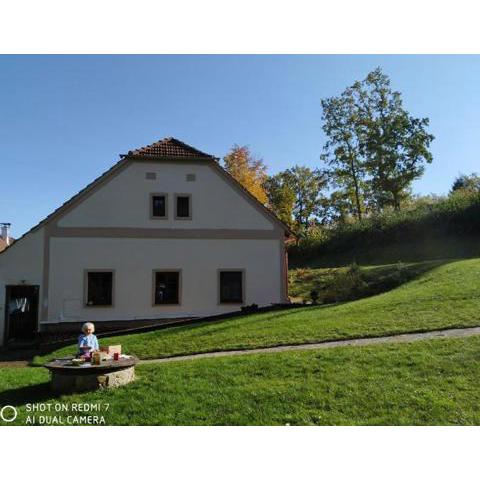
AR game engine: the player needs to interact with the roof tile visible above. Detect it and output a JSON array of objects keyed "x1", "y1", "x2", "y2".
[{"x1": 127, "y1": 137, "x2": 216, "y2": 159}]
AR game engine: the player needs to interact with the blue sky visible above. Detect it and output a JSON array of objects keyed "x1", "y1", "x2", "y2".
[{"x1": 1, "y1": 55, "x2": 479, "y2": 237}]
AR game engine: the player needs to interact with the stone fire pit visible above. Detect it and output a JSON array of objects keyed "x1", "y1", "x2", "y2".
[{"x1": 45, "y1": 356, "x2": 138, "y2": 394}]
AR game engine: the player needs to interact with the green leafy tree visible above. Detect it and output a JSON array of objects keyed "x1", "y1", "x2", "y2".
[
  {"x1": 355, "y1": 68, "x2": 434, "y2": 211},
  {"x1": 282, "y1": 166, "x2": 328, "y2": 228},
  {"x1": 324, "y1": 189, "x2": 360, "y2": 225},
  {"x1": 321, "y1": 91, "x2": 367, "y2": 221},
  {"x1": 451, "y1": 173, "x2": 480, "y2": 194},
  {"x1": 264, "y1": 173, "x2": 296, "y2": 227},
  {"x1": 321, "y1": 67, "x2": 434, "y2": 214}
]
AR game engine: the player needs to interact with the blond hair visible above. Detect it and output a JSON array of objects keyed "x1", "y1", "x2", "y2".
[{"x1": 82, "y1": 322, "x2": 95, "y2": 334}]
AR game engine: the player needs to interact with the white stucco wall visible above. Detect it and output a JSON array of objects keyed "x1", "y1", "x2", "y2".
[
  {"x1": 58, "y1": 161, "x2": 275, "y2": 230},
  {"x1": 0, "y1": 228, "x2": 44, "y2": 345},
  {"x1": 46, "y1": 237, "x2": 282, "y2": 323},
  {"x1": 1, "y1": 159, "x2": 285, "y2": 344}
]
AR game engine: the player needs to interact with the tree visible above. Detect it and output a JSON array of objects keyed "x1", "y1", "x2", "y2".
[
  {"x1": 223, "y1": 145, "x2": 268, "y2": 204},
  {"x1": 321, "y1": 68, "x2": 434, "y2": 214},
  {"x1": 321, "y1": 91, "x2": 367, "y2": 221},
  {"x1": 324, "y1": 189, "x2": 360, "y2": 225},
  {"x1": 451, "y1": 173, "x2": 480, "y2": 194},
  {"x1": 354, "y1": 68, "x2": 434, "y2": 211},
  {"x1": 281, "y1": 166, "x2": 328, "y2": 228},
  {"x1": 264, "y1": 173, "x2": 296, "y2": 227}
]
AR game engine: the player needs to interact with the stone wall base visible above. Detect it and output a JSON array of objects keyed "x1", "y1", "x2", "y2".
[{"x1": 50, "y1": 366, "x2": 135, "y2": 394}]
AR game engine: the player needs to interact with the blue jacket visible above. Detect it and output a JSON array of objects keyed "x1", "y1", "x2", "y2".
[{"x1": 78, "y1": 333, "x2": 99, "y2": 354}]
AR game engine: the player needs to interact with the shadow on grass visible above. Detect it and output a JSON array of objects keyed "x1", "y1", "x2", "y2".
[
  {"x1": 289, "y1": 259, "x2": 459, "y2": 305},
  {"x1": 26, "y1": 304, "x2": 338, "y2": 364},
  {"x1": 93, "y1": 305, "x2": 337, "y2": 344},
  {"x1": 0, "y1": 382, "x2": 54, "y2": 407}
]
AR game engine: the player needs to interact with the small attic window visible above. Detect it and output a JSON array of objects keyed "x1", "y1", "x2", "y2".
[
  {"x1": 151, "y1": 194, "x2": 168, "y2": 219},
  {"x1": 186, "y1": 173, "x2": 196, "y2": 182},
  {"x1": 145, "y1": 172, "x2": 157, "y2": 180},
  {"x1": 175, "y1": 194, "x2": 191, "y2": 220}
]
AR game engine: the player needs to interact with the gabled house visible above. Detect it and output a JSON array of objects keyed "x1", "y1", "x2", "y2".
[{"x1": 0, "y1": 138, "x2": 290, "y2": 346}]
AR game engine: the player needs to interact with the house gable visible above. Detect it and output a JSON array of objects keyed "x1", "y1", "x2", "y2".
[
  {"x1": 1, "y1": 138, "x2": 289, "y2": 257},
  {"x1": 52, "y1": 138, "x2": 288, "y2": 233},
  {"x1": 56, "y1": 159, "x2": 277, "y2": 230}
]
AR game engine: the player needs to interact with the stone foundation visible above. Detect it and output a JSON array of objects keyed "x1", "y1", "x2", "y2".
[{"x1": 50, "y1": 366, "x2": 135, "y2": 394}]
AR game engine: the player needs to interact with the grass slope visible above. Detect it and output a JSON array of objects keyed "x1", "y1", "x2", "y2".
[
  {"x1": 33, "y1": 258, "x2": 480, "y2": 363},
  {"x1": 4, "y1": 336, "x2": 480, "y2": 425}
]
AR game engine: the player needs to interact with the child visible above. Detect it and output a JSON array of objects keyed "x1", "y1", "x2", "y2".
[{"x1": 78, "y1": 322, "x2": 99, "y2": 357}]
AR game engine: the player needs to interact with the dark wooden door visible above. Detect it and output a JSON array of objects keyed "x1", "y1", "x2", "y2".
[{"x1": 5, "y1": 285, "x2": 39, "y2": 342}]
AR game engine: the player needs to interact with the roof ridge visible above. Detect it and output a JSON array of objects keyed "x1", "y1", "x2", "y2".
[{"x1": 127, "y1": 137, "x2": 216, "y2": 159}]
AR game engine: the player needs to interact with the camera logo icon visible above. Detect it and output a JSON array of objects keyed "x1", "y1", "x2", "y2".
[{"x1": 0, "y1": 405, "x2": 18, "y2": 423}]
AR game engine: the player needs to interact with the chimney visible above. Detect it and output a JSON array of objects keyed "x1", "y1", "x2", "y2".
[{"x1": 1, "y1": 223, "x2": 11, "y2": 246}]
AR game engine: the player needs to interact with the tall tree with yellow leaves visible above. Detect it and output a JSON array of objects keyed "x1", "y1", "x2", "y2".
[{"x1": 223, "y1": 145, "x2": 268, "y2": 204}]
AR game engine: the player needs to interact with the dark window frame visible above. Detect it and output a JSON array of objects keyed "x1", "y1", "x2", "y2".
[
  {"x1": 150, "y1": 193, "x2": 168, "y2": 219},
  {"x1": 152, "y1": 270, "x2": 182, "y2": 306},
  {"x1": 218, "y1": 270, "x2": 245, "y2": 304},
  {"x1": 84, "y1": 270, "x2": 115, "y2": 307},
  {"x1": 174, "y1": 193, "x2": 192, "y2": 220}
]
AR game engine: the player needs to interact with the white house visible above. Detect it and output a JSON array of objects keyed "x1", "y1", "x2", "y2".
[{"x1": 0, "y1": 138, "x2": 290, "y2": 346}]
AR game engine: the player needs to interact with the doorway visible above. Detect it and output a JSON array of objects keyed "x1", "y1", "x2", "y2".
[{"x1": 4, "y1": 285, "x2": 39, "y2": 343}]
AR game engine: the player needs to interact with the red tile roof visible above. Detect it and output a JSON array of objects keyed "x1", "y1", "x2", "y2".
[{"x1": 126, "y1": 137, "x2": 216, "y2": 159}]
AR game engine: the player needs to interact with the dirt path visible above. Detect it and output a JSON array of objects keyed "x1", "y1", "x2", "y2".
[
  {"x1": 0, "y1": 360, "x2": 30, "y2": 368},
  {"x1": 140, "y1": 326, "x2": 480, "y2": 365},
  {"x1": 2, "y1": 326, "x2": 480, "y2": 368}
]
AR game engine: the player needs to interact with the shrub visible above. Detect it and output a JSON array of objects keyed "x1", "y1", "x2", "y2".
[
  {"x1": 289, "y1": 191, "x2": 480, "y2": 265},
  {"x1": 294, "y1": 268, "x2": 315, "y2": 281},
  {"x1": 331, "y1": 262, "x2": 369, "y2": 302}
]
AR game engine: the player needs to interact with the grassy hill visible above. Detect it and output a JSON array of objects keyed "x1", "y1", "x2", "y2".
[
  {"x1": 4, "y1": 255, "x2": 480, "y2": 426},
  {"x1": 4, "y1": 336, "x2": 480, "y2": 425},
  {"x1": 33, "y1": 258, "x2": 480, "y2": 363}
]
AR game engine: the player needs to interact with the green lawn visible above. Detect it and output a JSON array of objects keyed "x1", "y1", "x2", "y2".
[
  {"x1": 3, "y1": 336, "x2": 480, "y2": 425},
  {"x1": 33, "y1": 258, "x2": 480, "y2": 363}
]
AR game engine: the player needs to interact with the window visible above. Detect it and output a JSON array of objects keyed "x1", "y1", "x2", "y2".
[
  {"x1": 85, "y1": 271, "x2": 114, "y2": 306},
  {"x1": 219, "y1": 270, "x2": 244, "y2": 304},
  {"x1": 151, "y1": 194, "x2": 167, "y2": 219},
  {"x1": 153, "y1": 271, "x2": 180, "y2": 305},
  {"x1": 175, "y1": 194, "x2": 191, "y2": 219}
]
